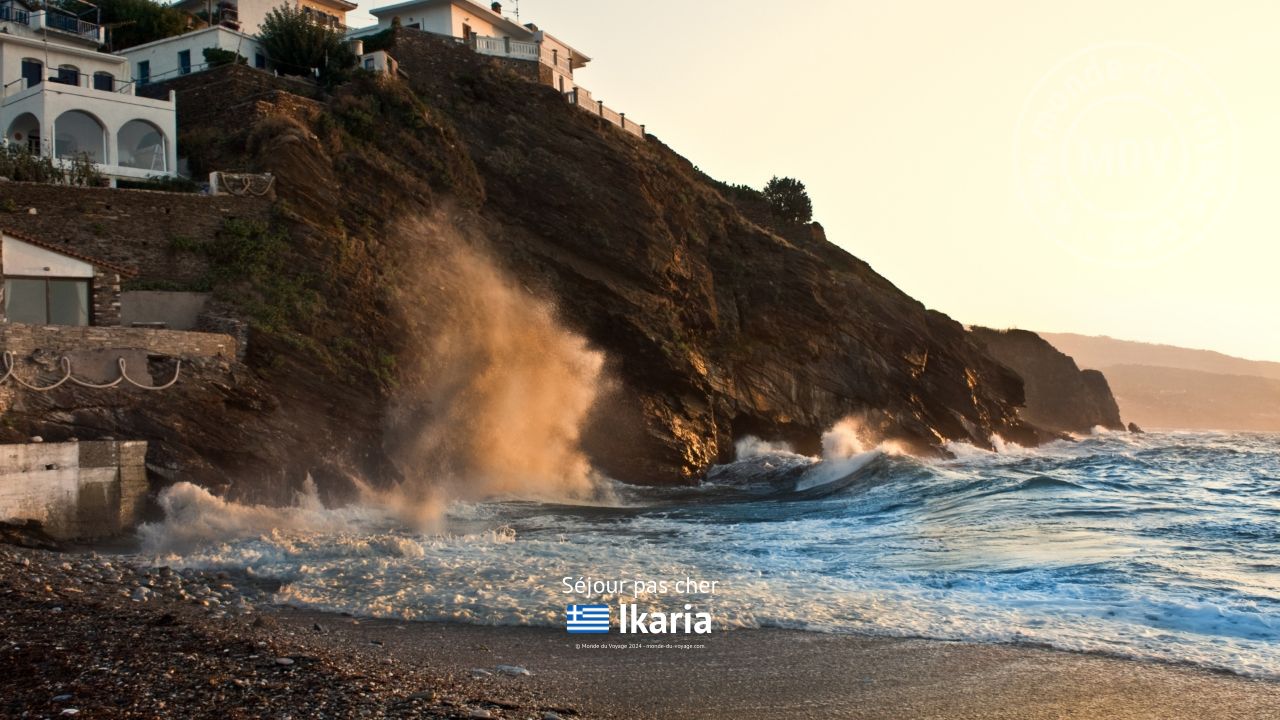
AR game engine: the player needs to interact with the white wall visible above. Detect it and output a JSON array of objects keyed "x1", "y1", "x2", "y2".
[
  {"x1": 120, "y1": 27, "x2": 266, "y2": 85},
  {"x1": 0, "y1": 31, "x2": 128, "y2": 90},
  {"x1": 2, "y1": 236, "x2": 94, "y2": 278}
]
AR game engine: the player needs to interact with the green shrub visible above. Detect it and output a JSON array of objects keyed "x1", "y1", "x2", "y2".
[
  {"x1": 762, "y1": 176, "x2": 814, "y2": 225},
  {"x1": 259, "y1": 5, "x2": 356, "y2": 85},
  {"x1": 203, "y1": 47, "x2": 247, "y2": 68}
]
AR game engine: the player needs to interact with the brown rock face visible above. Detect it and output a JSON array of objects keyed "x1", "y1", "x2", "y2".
[
  {"x1": 969, "y1": 327, "x2": 1125, "y2": 435},
  {"x1": 1, "y1": 37, "x2": 1056, "y2": 495}
]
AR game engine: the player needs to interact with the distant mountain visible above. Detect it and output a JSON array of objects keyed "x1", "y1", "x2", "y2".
[
  {"x1": 1099, "y1": 365, "x2": 1280, "y2": 432},
  {"x1": 1038, "y1": 333, "x2": 1280, "y2": 431},
  {"x1": 1041, "y1": 333, "x2": 1280, "y2": 381}
]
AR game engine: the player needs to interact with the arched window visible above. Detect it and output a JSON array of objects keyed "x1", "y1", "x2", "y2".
[
  {"x1": 117, "y1": 119, "x2": 166, "y2": 171},
  {"x1": 92, "y1": 71, "x2": 114, "y2": 91},
  {"x1": 54, "y1": 64, "x2": 80, "y2": 86},
  {"x1": 54, "y1": 110, "x2": 106, "y2": 163},
  {"x1": 6, "y1": 113, "x2": 41, "y2": 154}
]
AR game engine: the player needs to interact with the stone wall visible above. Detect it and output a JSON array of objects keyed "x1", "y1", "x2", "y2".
[
  {"x1": 138, "y1": 63, "x2": 321, "y2": 127},
  {"x1": 0, "y1": 440, "x2": 148, "y2": 539},
  {"x1": 0, "y1": 323, "x2": 237, "y2": 361},
  {"x1": 0, "y1": 182, "x2": 270, "y2": 284},
  {"x1": 92, "y1": 268, "x2": 123, "y2": 327}
]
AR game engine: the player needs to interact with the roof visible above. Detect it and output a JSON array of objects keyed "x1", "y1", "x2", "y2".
[
  {"x1": 371, "y1": 0, "x2": 533, "y2": 39},
  {"x1": 115, "y1": 24, "x2": 258, "y2": 55},
  {"x1": 1, "y1": 228, "x2": 139, "y2": 278}
]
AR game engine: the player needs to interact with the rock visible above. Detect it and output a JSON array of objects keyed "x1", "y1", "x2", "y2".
[
  {"x1": 58, "y1": 710, "x2": 78, "y2": 716},
  {"x1": 1128, "y1": 422, "x2": 1145, "y2": 434},
  {"x1": 275, "y1": 657, "x2": 295, "y2": 666},
  {"x1": 542, "y1": 713, "x2": 564, "y2": 720},
  {"x1": 495, "y1": 664, "x2": 531, "y2": 676},
  {"x1": 466, "y1": 710, "x2": 494, "y2": 719},
  {"x1": 969, "y1": 328, "x2": 1124, "y2": 436},
  {"x1": 52, "y1": 694, "x2": 72, "y2": 702},
  {"x1": 469, "y1": 668, "x2": 493, "y2": 677}
]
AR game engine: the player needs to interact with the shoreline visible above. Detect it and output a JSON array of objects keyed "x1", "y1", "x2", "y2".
[{"x1": 3, "y1": 545, "x2": 1279, "y2": 719}]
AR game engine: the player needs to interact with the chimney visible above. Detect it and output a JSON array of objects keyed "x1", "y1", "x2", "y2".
[{"x1": 491, "y1": 2, "x2": 502, "y2": 13}]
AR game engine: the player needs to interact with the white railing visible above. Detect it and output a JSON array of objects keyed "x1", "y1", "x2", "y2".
[{"x1": 568, "y1": 88, "x2": 644, "y2": 139}]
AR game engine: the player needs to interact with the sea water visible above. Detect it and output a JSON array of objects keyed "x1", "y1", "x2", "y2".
[{"x1": 141, "y1": 431, "x2": 1280, "y2": 678}]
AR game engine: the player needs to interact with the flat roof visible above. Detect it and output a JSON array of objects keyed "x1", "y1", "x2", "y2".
[{"x1": 370, "y1": 0, "x2": 532, "y2": 38}]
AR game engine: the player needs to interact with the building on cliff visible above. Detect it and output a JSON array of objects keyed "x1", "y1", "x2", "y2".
[
  {"x1": 0, "y1": 0, "x2": 179, "y2": 182},
  {"x1": 168, "y1": 0, "x2": 357, "y2": 35},
  {"x1": 363, "y1": 0, "x2": 590, "y2": 94},
  {"x1": 0, "y1": 229, "x2": 133, "y2": 326}
]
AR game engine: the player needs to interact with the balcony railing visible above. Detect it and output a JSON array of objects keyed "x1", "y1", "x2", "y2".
[
  {"x1": 43, "y1": 9, "x2": 98, "y2": 39},
  {"x1": 0, "y1": 4, "x2": 31, "y2": 25}
]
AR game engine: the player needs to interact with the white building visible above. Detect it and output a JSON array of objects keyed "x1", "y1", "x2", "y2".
[
  {"x1": 169, "y1": 0, "x2": 358, "y2": 35},
  {"x1": 0, "y1": 0, "x2": 178, "y2": 181},
  {"x1": 363, "y1": 0, "x2": 590, "y2": 94},
  {"x1": 120, "y1": 25, "x2": 267, "y2": 85}
]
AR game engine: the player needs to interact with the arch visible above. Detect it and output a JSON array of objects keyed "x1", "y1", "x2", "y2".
[
  {"x1": 116, "y1": 119, "x2": 167, "y2": 172},
  {"x1": 5, "y1": 113, "x2": 41, "y2": 154},
  {"x1": 53, "y1": 110, "x2": 106, "y2": 164}
]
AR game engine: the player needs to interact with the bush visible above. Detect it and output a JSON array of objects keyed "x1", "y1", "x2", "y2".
[
  {"x1": 0, "y1": 143, "x2": 103, "y2": 186},
  {"x1": 762, "y1": 176, "x2": 814, "y2": 225},
  {"x1": 259, "y1": 6, "x2": 356, "y2": 85},
  {"x1": 203, "y1": 47, "x2": 247, "y2": 68}
]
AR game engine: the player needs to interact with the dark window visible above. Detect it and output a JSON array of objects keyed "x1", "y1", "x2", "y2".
[
  {"x1": 137, "y1": 60, "x2": 150, "y2": 85},
  {"x1": 93, "y1": 72, "x2": 114, "y2": 91},
  {"x1": 54, "y1": 65, "x2": 79, "y2": 86},
  {"x1": 4, "y1": 278, "x2": 90, "y2": 326},
  {"x1": 254, "y1": 52, "x2": 266, "y2": 69},
  {"x1": 20, "y1": 59, "x2": 42, "y2": 88},
  {"x1": 364, "y1": 57, "x2": 375, "y2": 70},
  {"x1": 178, "y1": 50, "x2": 191, "y2": 75}
]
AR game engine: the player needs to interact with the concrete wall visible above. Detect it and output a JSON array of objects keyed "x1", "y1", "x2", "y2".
[
  {"x1": 121, "y1": 291, "x2": 210, "y2": 330},
  {"x1": 0, "y1": 440, "x2": 147, "y2": 539}
]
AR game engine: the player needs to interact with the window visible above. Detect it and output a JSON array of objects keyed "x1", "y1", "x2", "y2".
[
  {"x1": 93, "y1": 72, "x2": 114, "y2": 91},
  {"x1": 364, "y1": 57, "x2": 375, "y2": 70},
  {"x1": 137, "y1": 60, "x2": 150, "y2": 85},
  {"x1": 4, "y1": 278, "x2": 90, "y2": 326},
  {"x1": 20, "y1": 59, "x2": 42, "y2": 88},
  {"x1": 178, "y1": 50, "x2": 191, "y2": 75},
  {"x1": 54, "y1": 65, "x2": 79, "y2": 86},
  {"x1": 254, "y1": 52, "x2": 266, "y2": 69}
]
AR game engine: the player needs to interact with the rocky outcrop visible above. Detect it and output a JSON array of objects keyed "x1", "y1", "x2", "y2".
[
  {"x1": 969, "y1": 328, "x2": 1124, "y2": 434},
  {"x1": 1, "y1": 38, "x2": 1059, "y2": 495}
]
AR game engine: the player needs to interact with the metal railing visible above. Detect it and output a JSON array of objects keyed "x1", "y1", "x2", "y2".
[
  {"x1": 43, "y1": 9, "x2": 98, "y2": 39},
  {"x1": 0, "y1": 4, "x2": 31, "y2": 24}
]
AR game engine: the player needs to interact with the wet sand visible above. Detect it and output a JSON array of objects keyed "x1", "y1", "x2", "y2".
[{"x1": 3, "y1": 545, "x2": 1279, "y2": 719}]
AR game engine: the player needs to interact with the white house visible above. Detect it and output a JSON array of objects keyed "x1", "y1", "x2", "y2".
[
  {"x1": 169, "y1": 0, "x2": 358, "y2": 35},
  {"x1": 363, "y1": 0, "x2": 590, "y2": 94},
  {"x1": 120, "y1": 25, "x2": 267, "y2": 85},
  {"x1": 0, "y1": 0, "x2": 179, "y2": 181}
]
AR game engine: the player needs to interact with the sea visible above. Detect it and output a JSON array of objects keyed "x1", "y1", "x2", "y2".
[{"x1": 138, "y1": 430, "x2": 1280, "y2": 678}]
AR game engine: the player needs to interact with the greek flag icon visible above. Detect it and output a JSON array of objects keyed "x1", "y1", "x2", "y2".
[{"x1": 566, "y1": 604, "x2": 610, "y2": 633}]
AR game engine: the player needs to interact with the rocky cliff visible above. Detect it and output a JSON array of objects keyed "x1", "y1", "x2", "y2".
[
  {"x1": 969, "y1": 327, "x2": 1124, "y2": 435},
  {"x1": 2, "y1": 32, "x2": 1062, "y2": 498}
]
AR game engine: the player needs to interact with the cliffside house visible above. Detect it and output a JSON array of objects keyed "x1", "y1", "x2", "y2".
[
  {"x1": 362, "y1": 0, "x2": 590, "y2": 95},
  {"x1": 0, "y1": 0, "x2": 178, "y2": 182},
  {"x1": 118, "y1": 0, "x2": 365, "y2": 83},
  {"x1": 0, "y1": 229, "x2": 132, "y2": 327},
  {"x1": 168, "y1": 0, "x2": 357, "y2": 35}
]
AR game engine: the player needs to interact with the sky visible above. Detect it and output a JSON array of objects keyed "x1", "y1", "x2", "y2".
[{"x1": 356, "y1": 0, "x2": 1280, "y2": 362}]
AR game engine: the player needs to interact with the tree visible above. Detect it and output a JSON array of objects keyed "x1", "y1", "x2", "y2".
[
  {"x1": 762, "y1": 176, "x2": 814, "y2": 225},
  {"x1": 96, "y1": 0, "x2": 189, "y2": 52},
  {"x1": 258, "y1": 5, "x2": 356, "y2": 84}
]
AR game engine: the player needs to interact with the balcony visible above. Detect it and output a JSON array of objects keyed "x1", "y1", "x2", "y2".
[
  {"x1": 0, "y1": 3, "x2": 31, "y2": 25},
  {"x1": 42, "y1": 8, "x2": 99, "y2": 40}
]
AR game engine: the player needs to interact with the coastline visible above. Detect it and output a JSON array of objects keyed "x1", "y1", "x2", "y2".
[{"x1": 4, "y1": 546, "x2": 1279, "y2": 719}]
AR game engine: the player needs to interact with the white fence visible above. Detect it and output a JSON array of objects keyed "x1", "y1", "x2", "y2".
[{"x1": 569, "y1": 88, "x2": 644, "y2": 138}]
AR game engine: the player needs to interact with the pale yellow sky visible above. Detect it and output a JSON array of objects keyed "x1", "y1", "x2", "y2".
[{"x1": 360, "y1": 0, "x2": 1280, "y2": 362}]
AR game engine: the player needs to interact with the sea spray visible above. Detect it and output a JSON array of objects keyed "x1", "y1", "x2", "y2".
[{"x1": 383, "y1": 217, "x2": 608, "y2": 521}]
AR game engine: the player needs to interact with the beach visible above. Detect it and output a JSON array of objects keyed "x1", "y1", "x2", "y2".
[{"x1": 4, "y1": 544, "x2": 1279, "y2": 719}]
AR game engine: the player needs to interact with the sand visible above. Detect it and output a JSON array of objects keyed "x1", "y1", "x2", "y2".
[{"x1": 3, "y1": 545, "x2": 1278, "y2": 719}]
